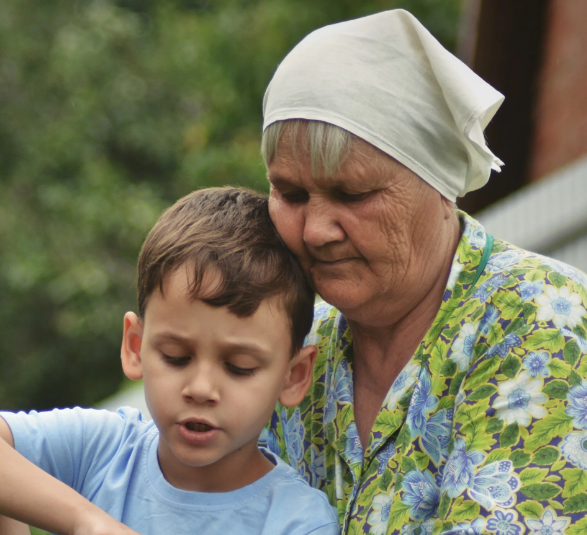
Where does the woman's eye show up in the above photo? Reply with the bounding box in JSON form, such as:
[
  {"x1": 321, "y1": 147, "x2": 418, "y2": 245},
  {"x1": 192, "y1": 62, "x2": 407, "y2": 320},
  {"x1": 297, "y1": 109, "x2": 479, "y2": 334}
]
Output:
[
  {"x1": 162, "y1": 355, "x2": 190, "y2": 366},
  {"x1": 281, "y1": 190, "x2": 309, "y2": 203},
  {"x1": 225, "y1": 362, "x2": 256, "y2": 377},
  {"x1": 333, "y1": 190, "x2": 370, "y2": 202}
]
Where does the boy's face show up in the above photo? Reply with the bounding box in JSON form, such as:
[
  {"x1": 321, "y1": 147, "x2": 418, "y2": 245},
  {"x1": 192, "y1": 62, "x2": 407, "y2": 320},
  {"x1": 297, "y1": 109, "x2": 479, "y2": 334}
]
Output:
[{"x1": 121, "y1": 267, "x2": 315, "y2": 492}]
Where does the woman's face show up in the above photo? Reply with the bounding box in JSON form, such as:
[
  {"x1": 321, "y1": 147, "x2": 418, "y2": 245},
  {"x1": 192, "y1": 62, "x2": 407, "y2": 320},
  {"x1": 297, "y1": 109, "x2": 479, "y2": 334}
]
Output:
[{"x1": 267, "y1": 136, "x2": 455, "y2": 324}]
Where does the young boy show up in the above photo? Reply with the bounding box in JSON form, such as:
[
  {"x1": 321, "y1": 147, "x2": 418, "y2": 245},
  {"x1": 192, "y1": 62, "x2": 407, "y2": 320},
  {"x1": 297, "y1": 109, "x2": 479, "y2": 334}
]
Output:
[{"x1": 0, "y1": 187, "x2": 340, "y2": 535}]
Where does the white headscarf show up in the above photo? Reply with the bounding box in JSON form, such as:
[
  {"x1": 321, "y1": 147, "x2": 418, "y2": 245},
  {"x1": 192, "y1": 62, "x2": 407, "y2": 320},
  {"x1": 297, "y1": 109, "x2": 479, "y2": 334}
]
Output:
[{"x1": 262, "y1": 9, "x2": 504, "y2": 201}]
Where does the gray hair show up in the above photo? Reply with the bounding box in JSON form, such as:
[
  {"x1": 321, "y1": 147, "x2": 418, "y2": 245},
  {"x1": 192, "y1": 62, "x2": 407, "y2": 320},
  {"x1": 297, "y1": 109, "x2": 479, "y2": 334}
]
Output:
[{"x1": 261, "y1": 120, "x2": 355, "y2": 177}]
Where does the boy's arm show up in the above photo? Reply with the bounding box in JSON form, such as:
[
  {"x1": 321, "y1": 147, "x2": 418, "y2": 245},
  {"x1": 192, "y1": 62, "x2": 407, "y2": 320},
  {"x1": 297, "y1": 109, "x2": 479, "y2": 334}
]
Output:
[
  {"x1": 0, "y1": 417, "x2": 140, "y2": 535},
  {"x1": 0, "y1": 515, "x2": 30, "y2": 535}
]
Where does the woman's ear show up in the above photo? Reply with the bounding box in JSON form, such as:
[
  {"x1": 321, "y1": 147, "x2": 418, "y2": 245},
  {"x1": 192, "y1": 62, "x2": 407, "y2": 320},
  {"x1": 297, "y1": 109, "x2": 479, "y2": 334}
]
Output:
[
  {"x1": 121, "y1": 311, "x2": 144, "y2": 381},
  {"x1": 278, "y1": 345, "x2": 318, "y2": 407}
]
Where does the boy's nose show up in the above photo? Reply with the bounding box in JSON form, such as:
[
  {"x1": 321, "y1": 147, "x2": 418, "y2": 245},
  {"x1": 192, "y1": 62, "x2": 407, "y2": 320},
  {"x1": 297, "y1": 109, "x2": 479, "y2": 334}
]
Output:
[{"x1": 182, "y1": 365, "x2": 220, "y2": 404}]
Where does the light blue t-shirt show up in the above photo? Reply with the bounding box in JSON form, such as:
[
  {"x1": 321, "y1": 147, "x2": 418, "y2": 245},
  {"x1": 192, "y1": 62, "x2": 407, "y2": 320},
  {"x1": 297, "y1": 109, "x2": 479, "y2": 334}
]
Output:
[{"x1": 1, "y1": 407, "x2": 339, "y2": 535}]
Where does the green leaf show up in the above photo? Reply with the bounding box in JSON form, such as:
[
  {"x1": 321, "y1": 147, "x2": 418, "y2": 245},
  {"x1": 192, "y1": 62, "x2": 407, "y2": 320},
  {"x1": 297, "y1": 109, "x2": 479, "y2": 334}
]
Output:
[
  {"x1": 450, "y1": 500, "x2": 480, "y2": 522},
  {"x1": 437, "y1": 396, "x2": 455, "y2": 410},
  {"x1": 388, "y1": 500, "x2": 411, "y2": 531},
  {"x1": 444, "y1": 324, "x2": 461, "y2": 340},
  {"x1": 522, "y1": 302, "x2": 538, "y2": 318},
  {"x1": 561, "y1": 468, "x2": 587, "y2": 498},
  {"x1": 402, "y1": 456, "x2": 417, "y2": 473},
  {"x1": 500, "y1": 423, "x2": 519, "y2": 448},
  {"x1": 474, "y1": 343, "x2": 488, "y2": 359},
  {"x1": 440, "y1": 359, "x2": 457, "y2": 377},
  {"x1": 543, "y1": 380, "x2": 570, "y2": 400},
  {"x1": 486, "y1": 448, "x2": 510, "y2": 464},
  {"x1": 548, "y1": 272, "x2": 567, "y2": 288},
  {"x1": 525, "y1": 407, "x2": 574, "y2": 450},
  {"x1": 548, "y1": 359, "x2": 572, "y2": 379},
  {"x1": 493, "y1": 292, "x2": 522, "y2": 320},
  {"x1": 414, "y1": 451, "x2": 430, "y2": 471},
  {"x1": 516, "y1": 500, "x2": 543, "y2": 519},
  {"x1": 504, "y1": 317, "x2": 526, "y2": 336},
  {"x1": 564, "y1": 494, "x2": 587, "y2": 514},
  {"x1": 486, "y1": 417, "x2": 504, "y2": 434},
  {"x1": 527, "y1": 329, "x2": 566, "y2": 352},
  {"x1": 509, "y1": 450, "x2": 531, "y2": 468},
  {"x1": 467, "y1": 357, "x2": 500, "y2": 390},
  {"x1": 468, "y1": 384, "x2": 497, "y2": 401},
  {"x1": 533, "y1": 446, "x2": 559, "y2": 465},
  {"x1": 379, "y1": 469, "x2": 394, "y2": 491},
  {"x1": 520, "y1": 468, "x2": 549, "y2": 485},
  {"x1": 564, "y1": 339, "x2": 581, "y2": 366},
  {"x1": 502, "y1": 355, "x2": 522, "y2": 378},
  {"x1": 570, "y1": 370, "x2": 582, "y2": 386},
  {"x1": 521, "y1": 483, "x2": 561, "y2": 500},
  {"x1": 568, "y1": 517, "x2": 587, "y2": 535},
  {"x1": 437, "y1": 492, "x2": 450, "y2": 520},
  {"x1": 450, "y1": 372, "x2": 466, "y2": 396}
]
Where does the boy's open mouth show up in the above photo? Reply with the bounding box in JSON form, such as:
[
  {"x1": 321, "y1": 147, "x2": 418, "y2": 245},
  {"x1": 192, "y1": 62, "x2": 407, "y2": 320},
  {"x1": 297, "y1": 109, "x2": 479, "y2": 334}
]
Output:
[{"x1": 184, "y1": 422, "x2": 213, "y2": 432}]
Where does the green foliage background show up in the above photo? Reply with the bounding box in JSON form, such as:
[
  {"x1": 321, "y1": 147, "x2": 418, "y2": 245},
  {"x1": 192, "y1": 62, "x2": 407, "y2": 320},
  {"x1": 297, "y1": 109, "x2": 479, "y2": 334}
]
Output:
[{"x1": 0, "y1": 0, "x2": 461, "y2": 412}]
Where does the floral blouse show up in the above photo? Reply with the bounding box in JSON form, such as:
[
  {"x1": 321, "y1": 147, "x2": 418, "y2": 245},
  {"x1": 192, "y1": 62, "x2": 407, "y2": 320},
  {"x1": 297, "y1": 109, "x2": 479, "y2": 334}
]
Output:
[{"x1": 261, "y1": 212, "x2": 587, "y2": 535}]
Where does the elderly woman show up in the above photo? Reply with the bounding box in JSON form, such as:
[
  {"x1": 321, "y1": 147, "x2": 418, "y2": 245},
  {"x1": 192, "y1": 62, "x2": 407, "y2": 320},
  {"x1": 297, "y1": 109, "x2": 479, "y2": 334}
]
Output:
[{"x1": 260, "y1": 9, "x2": 587, "y2": 535}]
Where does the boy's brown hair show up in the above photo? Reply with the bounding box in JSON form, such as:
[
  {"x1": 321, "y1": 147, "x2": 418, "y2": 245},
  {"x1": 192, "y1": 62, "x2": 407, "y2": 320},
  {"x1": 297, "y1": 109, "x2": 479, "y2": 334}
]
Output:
[{"x1": 137, "y1": 187, "x2": 315, "y2": 353}]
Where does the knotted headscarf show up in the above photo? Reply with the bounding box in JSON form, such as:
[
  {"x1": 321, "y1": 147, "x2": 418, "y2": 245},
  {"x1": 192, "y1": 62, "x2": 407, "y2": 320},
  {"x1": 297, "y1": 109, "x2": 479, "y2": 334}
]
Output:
[{"x1": 262, "y1": 9, "x2": 504, "y2": 201}]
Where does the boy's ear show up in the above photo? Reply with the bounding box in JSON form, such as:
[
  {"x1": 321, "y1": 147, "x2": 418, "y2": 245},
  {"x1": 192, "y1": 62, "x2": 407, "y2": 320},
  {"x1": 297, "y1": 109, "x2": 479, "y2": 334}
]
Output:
[
  {"x1": 121, "y1": 312, "x2": 144, "y2": 381},
  {"x1": 278, "y1": 345, "x2": 317, "y2": 407}
]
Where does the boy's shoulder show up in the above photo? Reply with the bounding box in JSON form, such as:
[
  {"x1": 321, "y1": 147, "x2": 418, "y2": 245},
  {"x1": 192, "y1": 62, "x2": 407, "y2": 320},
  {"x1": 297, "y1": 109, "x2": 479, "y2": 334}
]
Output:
[{"x1": 259, "y1": 448, "x2": 340, "y2": 534}]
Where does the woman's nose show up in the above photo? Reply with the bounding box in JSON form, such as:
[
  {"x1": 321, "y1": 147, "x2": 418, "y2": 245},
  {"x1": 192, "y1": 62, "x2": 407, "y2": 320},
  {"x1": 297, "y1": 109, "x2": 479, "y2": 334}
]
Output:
[
  {"x1": 182, "y1": 365, "x2": 220, "y2": 404},
  {"x1": 303, "y1": 199, "x2": 346, "y2": 248}
]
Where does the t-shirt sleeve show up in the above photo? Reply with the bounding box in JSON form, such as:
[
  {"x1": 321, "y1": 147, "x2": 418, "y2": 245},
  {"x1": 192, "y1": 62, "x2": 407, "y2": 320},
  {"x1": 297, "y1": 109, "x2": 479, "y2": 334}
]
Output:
[
  {"x1": 304, "y1": 522, "x2": 341, "y2": 535},
  {"x1": 0, "y1": 407, "x2": 148, "y2": 493}
]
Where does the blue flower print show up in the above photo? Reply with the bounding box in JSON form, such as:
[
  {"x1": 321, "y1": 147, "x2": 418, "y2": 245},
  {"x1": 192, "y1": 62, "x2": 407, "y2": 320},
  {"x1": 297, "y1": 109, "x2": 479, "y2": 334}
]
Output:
[
  {"x1": 467, "y1": 459, "x2": 520, "y2": 511},
  {"x1": 566, "y1": 380, "x2": 587, "y2": 429},
  {"x1": 441, "y1": 438, "x2": 485, "y2": 498},
  {"x1": 561, "y1": 327, "x2": 587, "y2": 352},
  {"x1": 486, "y1": 333, "x2": 522, "y2": 358},
  {"x1": 467, "y1": 224, "x2": 487, "y2": 248},
  {"x1": 450, "y1": 322, "x2": 479, "y2": 371},
  {"x1": 309, "y1": 446, "x2": 326, "y2": 487},
  {"x1": 343, "y1": 422, "x2": 363, "y2": 466},
  {"x1": 401, "y1": 469, "x2": 440, "y2": 521},
  {"x1": 486, "y1": 509, "x2": 521, "y2": 535},
  {"x1": 544, "y1": 257, "x2": 587, "y2": 287},
  {"x1": 448, "y1": 518, "x2": 486, "y2": 535},
  {"x1": 376, "y1": 445, "x2": 393, "y2": 476},
  {"x1": 420, "y1": 409, "x2": 451, "y2": 465},
  {"x1": 473, "y1": 273, "x2": 510, "y2": 304},
  {"x1": 282, "y1": 408, "x2": 305, "y2": 470},
  {"x1": 523, "y1": 351, "x2": 551, "y2": 378},
  {"x1": 527, "y1": 508, "x2": 570, "y2": 535},
  {"x1": 401, "y1": 519, "x2": 434, "y2": 535},
  {"x1": 560, "y1": 431, "x2": 587, "y2": 470},
  {"x1": 325, "y1": 358, "x2": 353, "y2": 423},
  {"x1": 367, "y1": 491, "x2": 393, "y2": 535},
  {"x1": 260, "y1": 427, "x2": 281, "y2": 456},
  {"x1": 520, "y1": 280, "x2": 544, "y2": 302},
  {"x1": 479, "y1": 305, "x2": 499, "y2": 335},
  {"x1": 487, "y1": 251, "x2": 524, "y2": 272},
  {"x1": 407, "y1": 369, "x2": 438, "y2": 437}
]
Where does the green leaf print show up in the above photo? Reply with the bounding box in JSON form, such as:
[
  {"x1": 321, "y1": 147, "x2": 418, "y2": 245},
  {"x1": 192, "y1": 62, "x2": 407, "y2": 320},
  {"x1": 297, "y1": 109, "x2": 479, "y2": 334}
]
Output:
[
  {"x1": 388, "y1": 500, "x2": 411, "y2": 532},
  {"x1": 568, "y1": 517, "x2": 587, "y2": 535},
  {"x1": 450, "y1": 500, "x2": 480, "y2": 522},
  {"x1": 547, "y1": 359, "x2": 572, "y2": 379},
  {"x1": 564, "y1": 339, "x2": 581, "y2": 366},
  {"x1": 500, "y1": 423, "x2": 519, "y2": 448},
  {"x1": 440, "y1": 359, "x2": 457, "y2": 377},
  {"x1": 516, "y1": 500, "x2": 544, "y2": 519},
  {"x1": 401, "y1": 456, "x2": 416, "y2": 473},
  {"x1": 548, "y1": 272, "x2": 567, "y2": 288},
  {"x1": 520, "y1": 468, "x2": 548, "y2": 485},
  {"x1": 504, "y1": 317, "x2": 526, "y2": 336},
  {"x1": 502, "y1": 355, "x2": 522, "y2": 378},
  {"x1": 570, "y1": 370, "x2": 582, "y2": 386},
  {"x1": 521, "y1": 483, "x2": 561, "y2": 500},
  {"x1": 437, "y1": 396, "x2": 455, "y2": 410},
  {"x1": 468, "y1": 384, "x2": 496, "y2": 400},
  {"x1": 564, "y1": 494, "x2": 587, "y2": 514},
  {"x1": 542, "y1": 380, "x2": 570, "y2": 400},
  {"x1": 525, "y1": 407, "x2": 574, "y2": 450},
  {"x1": 466, "y1": 356, "x2": 500, "y2": 390},
  {"x1": 437, "y1": 492, "x2": 450, "y2": 520},
  {"x1": 486, "y1": 448, "x2": 510, "y2": 463},
  {"x1": 532, "y1": 446, "x2": 559, "y2": 465},
  {"x1": 561, "y1": 468, "x2": 587, "y2": 498},
  {"x1": 449, "y1": 372, "x2": 466, "y2": 396},
  {"x1": 522, "y1": 302, "x2": 538, "y2": 318},
  {"x1": 494, "y1": 292, "x2": 523, "y2": 320},
  {"x1": 509, "y1": 450, "x2": 531, "y2": 468},
  {"x1": 486, "y1": 417, "x2": 504, "y2": 434},
  {"x1": 527, "y1": 329, "x2": 565, "y2": 352}
]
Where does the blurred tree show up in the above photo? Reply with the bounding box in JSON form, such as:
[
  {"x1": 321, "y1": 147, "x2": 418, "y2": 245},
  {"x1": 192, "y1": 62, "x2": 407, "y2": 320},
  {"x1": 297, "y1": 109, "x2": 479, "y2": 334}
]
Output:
[{"x1": 0, "y1": 0, "x2": 461, "y2": 411}]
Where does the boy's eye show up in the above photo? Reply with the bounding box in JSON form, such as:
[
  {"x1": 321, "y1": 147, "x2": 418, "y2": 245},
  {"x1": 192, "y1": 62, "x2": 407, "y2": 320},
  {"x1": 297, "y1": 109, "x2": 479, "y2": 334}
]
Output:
[
  {"x1": 225, "y1": 362, "x2": 256, "y2": 377},
  {"x1": 162, "y1": 355, "x2": 190, "y2": 366}
]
